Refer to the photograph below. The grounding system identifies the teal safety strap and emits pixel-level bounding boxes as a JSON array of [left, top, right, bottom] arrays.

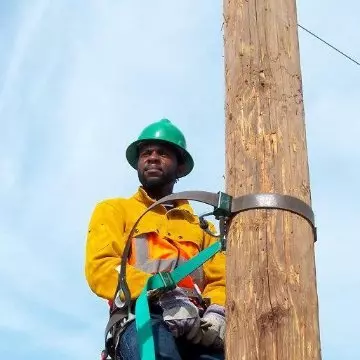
[[135, 240, 222, 360]]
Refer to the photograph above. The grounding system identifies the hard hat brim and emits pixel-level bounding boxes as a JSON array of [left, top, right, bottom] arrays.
[[126, 139, 194, 178]]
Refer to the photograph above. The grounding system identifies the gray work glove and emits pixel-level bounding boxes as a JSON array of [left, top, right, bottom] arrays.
[[158, 287, 201, 341], [198, 304, 225, 349]]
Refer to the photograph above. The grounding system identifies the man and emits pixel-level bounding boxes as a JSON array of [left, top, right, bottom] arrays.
[[85, 118, 226, 360]]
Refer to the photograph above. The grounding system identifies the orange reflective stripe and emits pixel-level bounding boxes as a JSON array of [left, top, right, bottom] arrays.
[[178, 242, 199, 260], [150, 233, 177, 260], [178, 275, 194, 289]]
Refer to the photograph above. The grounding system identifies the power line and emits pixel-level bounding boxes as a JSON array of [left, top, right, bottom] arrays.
[[298, 24, 360, 67]]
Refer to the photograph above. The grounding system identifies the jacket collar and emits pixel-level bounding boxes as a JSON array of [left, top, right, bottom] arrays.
[[132, 186, 195, 214]]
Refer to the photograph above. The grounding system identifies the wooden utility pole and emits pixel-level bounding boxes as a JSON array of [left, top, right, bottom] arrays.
[[223, 1, 321, 359]]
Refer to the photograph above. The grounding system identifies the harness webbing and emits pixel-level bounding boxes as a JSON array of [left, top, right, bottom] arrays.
[[135, 241, 222, 360]]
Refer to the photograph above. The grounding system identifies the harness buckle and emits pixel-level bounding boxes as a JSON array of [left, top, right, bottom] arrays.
[[120, 311, 135, 327], [199, 192, 232, 251], [158, 271, 176, 291]]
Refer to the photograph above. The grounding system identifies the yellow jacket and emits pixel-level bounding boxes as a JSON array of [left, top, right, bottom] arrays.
[[85, 187, 226, 306]]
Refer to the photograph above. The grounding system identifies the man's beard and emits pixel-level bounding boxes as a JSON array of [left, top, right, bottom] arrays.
[[138, 170, 177, 189]]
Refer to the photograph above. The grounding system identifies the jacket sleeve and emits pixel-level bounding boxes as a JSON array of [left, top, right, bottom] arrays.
[[85, 200, 150, 301], [201, 222, 226, 307]]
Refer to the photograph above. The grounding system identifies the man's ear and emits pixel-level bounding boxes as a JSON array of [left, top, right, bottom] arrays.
[[176, 163, 186, 178]]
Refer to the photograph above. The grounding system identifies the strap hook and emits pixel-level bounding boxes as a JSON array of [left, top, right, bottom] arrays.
[[199, 191, 233, 250]]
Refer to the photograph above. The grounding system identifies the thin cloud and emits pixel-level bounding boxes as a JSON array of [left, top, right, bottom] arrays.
[[0, 0, 50, 114], [1, 1, 359, 360]]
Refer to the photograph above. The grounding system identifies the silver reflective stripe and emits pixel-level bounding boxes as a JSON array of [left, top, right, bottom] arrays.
[[139, 259, 177, 273], [133, 235, 149, 265]]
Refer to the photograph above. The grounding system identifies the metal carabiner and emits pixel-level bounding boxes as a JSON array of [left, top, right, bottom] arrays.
[[199, 211, 229, 251], [199, 212, 220, 237]]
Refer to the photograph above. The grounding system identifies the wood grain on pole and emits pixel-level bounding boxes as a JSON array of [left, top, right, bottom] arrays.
[[223, 0, 321, 359]]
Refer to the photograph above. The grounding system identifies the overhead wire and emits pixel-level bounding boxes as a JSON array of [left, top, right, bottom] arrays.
[[298, 24, 360, 67]]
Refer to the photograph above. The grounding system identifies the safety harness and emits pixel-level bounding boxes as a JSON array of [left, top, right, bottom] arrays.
[[101, 190, 317, 360]]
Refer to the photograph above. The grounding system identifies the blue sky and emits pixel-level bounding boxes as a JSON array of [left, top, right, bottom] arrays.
[[0, 1, 359, 359]]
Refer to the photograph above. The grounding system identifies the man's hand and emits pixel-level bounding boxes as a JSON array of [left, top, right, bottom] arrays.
[[158, 287, 201, 340], [197, 304, 225, 349]]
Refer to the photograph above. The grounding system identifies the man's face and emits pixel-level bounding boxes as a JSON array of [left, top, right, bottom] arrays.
[[137, 142, 180, 188]]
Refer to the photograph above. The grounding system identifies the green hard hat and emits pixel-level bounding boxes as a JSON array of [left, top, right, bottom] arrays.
[[126, 118, 194, 177]]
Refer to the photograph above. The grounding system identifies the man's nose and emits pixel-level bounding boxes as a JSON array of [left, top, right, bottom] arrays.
[[148, 150, 160, 162]]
